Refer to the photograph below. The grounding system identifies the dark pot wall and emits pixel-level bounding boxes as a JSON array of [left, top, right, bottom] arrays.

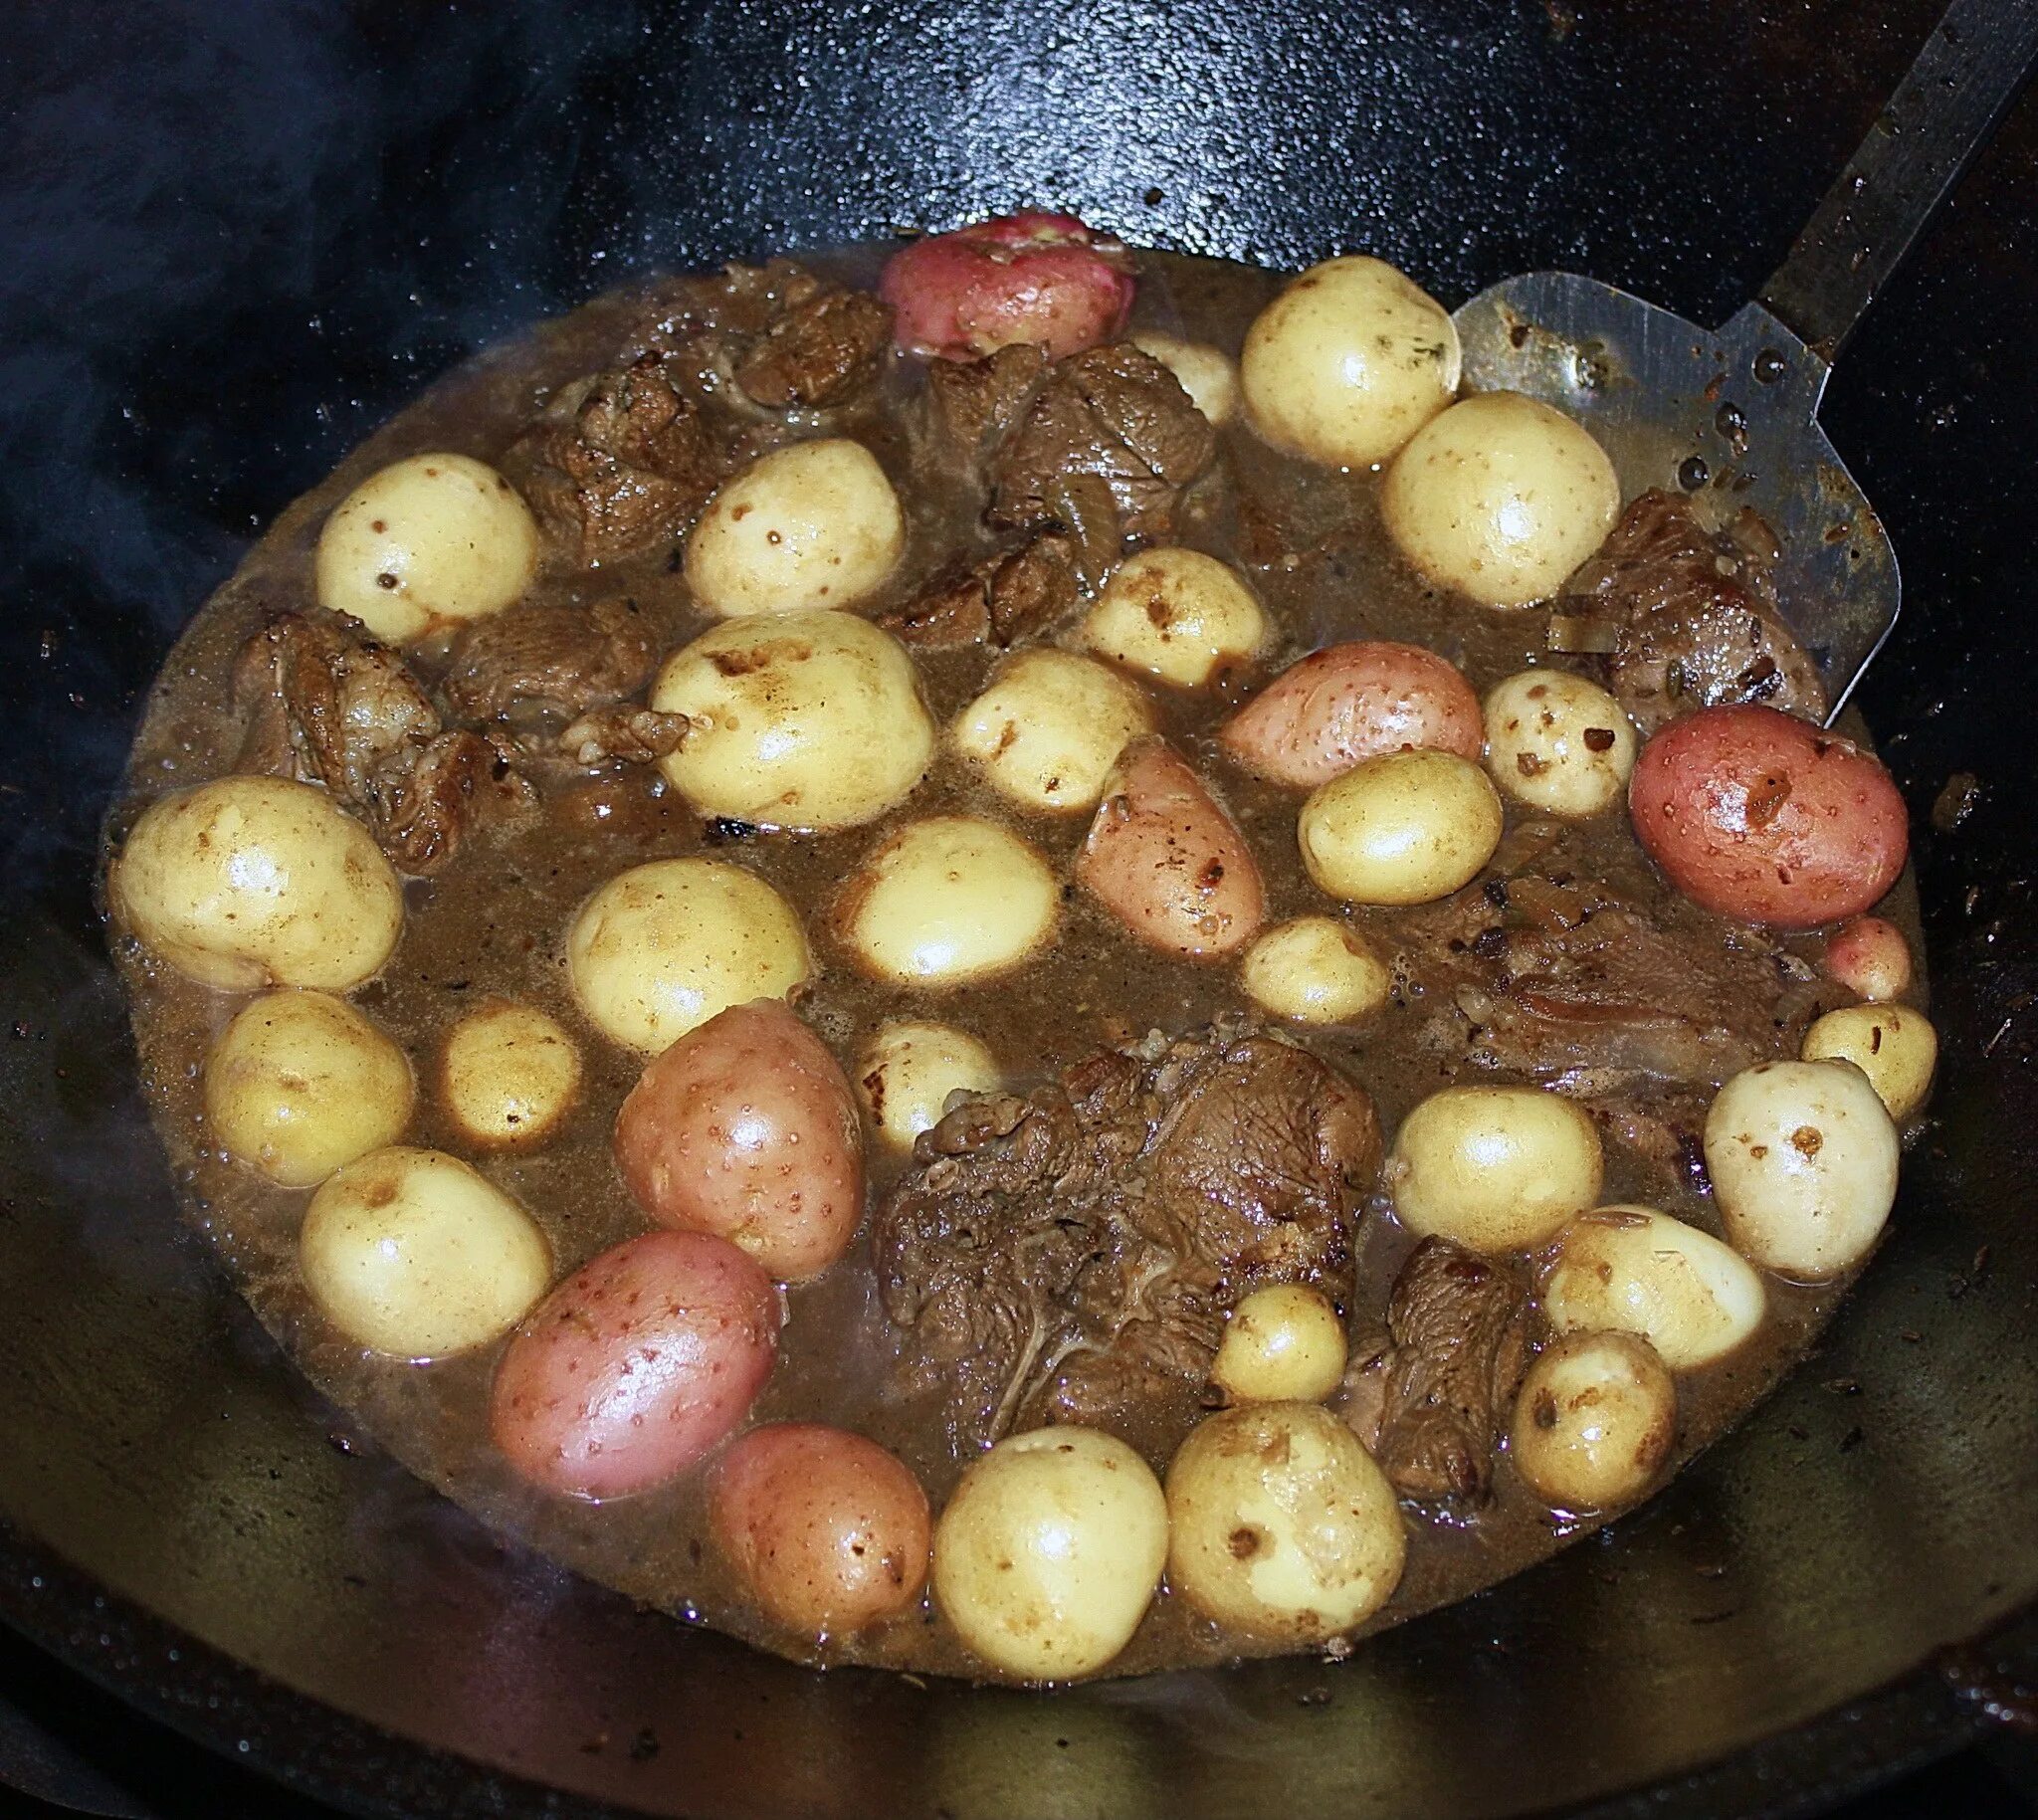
[[2, 3, 2036, 1814]]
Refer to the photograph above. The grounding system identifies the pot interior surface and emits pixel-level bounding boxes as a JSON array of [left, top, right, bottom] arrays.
[[2, 2, 2036, 1815]]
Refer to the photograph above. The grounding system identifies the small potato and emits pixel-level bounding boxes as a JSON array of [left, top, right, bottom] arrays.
[[614, 1000, 863, 1282], [652, 610, 934, 832], [203, 990, 413, 1188], [1542, 1206, 1767, 1369], [314, 453, 539, 642], [1629, 705, 1909, 929], [1165, 1402, 1405, 1641], [685, 440, 906, 618], [839, 817, 1058, 986], [1221, 640, 1483, 789], [1298, 749, 1502, 907], [857, 1020, 1001, 1150], [1512, 1331, 1677, 1514], [440, 1000, 581, 1148], [566, 859, 811, 1055], [932, 1426, 1167, 1681], [880, 212, 1135, 361], [1822, 915, 1914, 1002], [1382, 392, 1620, 607], [1240, 256, 1460, 468], [1240, 916, 1389, 1025], [300, 1146, 551, 1359], [1085, 548, 1267, 689], [1705, 1060, 1900, 1279], [1801, 1004, 1936, 1121], [710, 1423, 931, 1636], [1076, 737, 1266, 959], [1210, 1286, 1348, 1404], [111, 776, 403, 992], [491, 1229, 780, 1500], [950, 649, 1155, 813], [1130, 331, 1239, 425], [1388, 1086, 1604, 1253], [1484, 669, 1636, 817]]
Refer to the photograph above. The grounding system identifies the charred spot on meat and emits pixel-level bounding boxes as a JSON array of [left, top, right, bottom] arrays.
[[872, 1020, 1380, 1458]]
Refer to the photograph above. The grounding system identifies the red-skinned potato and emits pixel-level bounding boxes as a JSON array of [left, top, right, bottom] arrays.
[[1076, 736, 1265, 958], [1221, 641, 1483, 789], [614, 1001, 863, 1283], [1629, 705, 1908, 929], [1822, 914, 1914, 1001], [491, 1230, 779, 1501], [879, 212, 1135, 361], [710, 1423, 931, 1636]]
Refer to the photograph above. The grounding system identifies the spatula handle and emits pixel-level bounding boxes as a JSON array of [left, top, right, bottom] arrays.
[[1758, 0, 2038, 362]]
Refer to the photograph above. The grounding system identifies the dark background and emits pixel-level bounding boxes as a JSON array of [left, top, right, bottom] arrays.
[[4, 0, 2037, 1815]]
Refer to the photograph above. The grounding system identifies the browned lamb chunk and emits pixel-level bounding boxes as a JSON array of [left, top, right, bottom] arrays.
[[733, 285, 894, 409], [1563, 489, 1828, 734], [875, 530, 1084, 652], [921, 342, 1049, 467], [872, 1021, 1379, 1458], [442, 597, 661, 722]]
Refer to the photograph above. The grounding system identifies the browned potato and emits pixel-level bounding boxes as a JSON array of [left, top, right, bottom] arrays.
[[1075, 737, 1265, 959], [710, 1423, 931, 1636]]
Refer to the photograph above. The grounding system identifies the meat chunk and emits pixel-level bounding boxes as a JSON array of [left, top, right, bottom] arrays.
[[442, 597, 660, 722], [1351, 1239, 1533, 1504], [1563, 490, 1828, 735], [988, 343, 1216, 540], [872, 1021, 1379, 1457], [921, 342, 1048, 467], [874, 530, 1084, 652], [233, 612, 523, 874], [733, 285, 893, 409], [511, 357, 720, 562], [555, 706, 689, 767]]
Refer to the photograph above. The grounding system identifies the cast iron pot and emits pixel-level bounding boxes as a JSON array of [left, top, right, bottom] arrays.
[[3, 1, 2035, 1813]]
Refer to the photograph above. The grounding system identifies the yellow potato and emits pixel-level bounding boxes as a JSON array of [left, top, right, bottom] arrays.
[[685, 439, 906, 618], [111, 776, 403, 992], [950, 649, 1155, 813], [933, 1427, 1167, 1680], [1298, 749, 1502, 906], [440, 1000, 583, 1147], [1165, 1402, 1405, 1640], [839, 818, 1057, 986], [1704, 1060, 1899, 1279], [856, 1020, 1001, 1149], [1239, 916, 1389, 1025], [1086, 548, 1267, 689], [1130, 331, 1240, 426], [652, 610, 934, 831], [1512, 1331, 1677, 1514], [1241, 256, 1460, 468], [1388, 1085, 1604, 1253], [1483, 669, 1636, 817], [1542, 1206, 1767, 1369], [1801, 1004, 1937, 1121], [566, 859, 811, 1054], [300, 1146, 551, 1358], [1210, 1286, 1348, 1404], [203, 990, 413, 1188], [1382, 392, 1620, 606], [314, 453, 539, 642]]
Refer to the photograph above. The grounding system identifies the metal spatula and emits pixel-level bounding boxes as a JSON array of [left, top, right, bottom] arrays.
[[1453, 0, 2038, 722]]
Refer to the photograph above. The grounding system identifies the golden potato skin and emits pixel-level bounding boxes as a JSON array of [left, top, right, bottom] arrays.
[[932, 1426, 1167, 1681], [1210, 1286, 1348, 1404], [1512, 1331, 1677, 1515], [1085, 548, 1267, 689], [300, 1146, 551, 1359], [440, 1000, 582, 1148], [685, 439, 906, 618], [1165, 1402, 1405, 1640], [856, 1020, 1000, 1149], [839, 817, 1058, 986], [204, 989, 414, 1187], [950, 649, 1155, 813], [1801, 1003, 1937, 1121], [652, 610, 934, 832], [1241, 256, 1460, 468], [1382, 392, 1620, 606], [1542, 1206, 1766, 1369], [566, 859, 812, 1055], [1298, 749, 1502, 907], [1239, 916, 1389, 1025], [112, 776, 403, 992], [314, 453, 539, 642], [1388, 1085, 1604, 1253], [1076, 737, 1265, 959], [1483, 669, 1636, 818]]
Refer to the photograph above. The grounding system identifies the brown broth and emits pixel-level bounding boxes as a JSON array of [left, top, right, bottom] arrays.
[[106, 245, 1923, 1680]]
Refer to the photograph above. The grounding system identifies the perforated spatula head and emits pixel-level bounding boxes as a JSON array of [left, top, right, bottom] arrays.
[[1449, 0, 2038, 724]]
